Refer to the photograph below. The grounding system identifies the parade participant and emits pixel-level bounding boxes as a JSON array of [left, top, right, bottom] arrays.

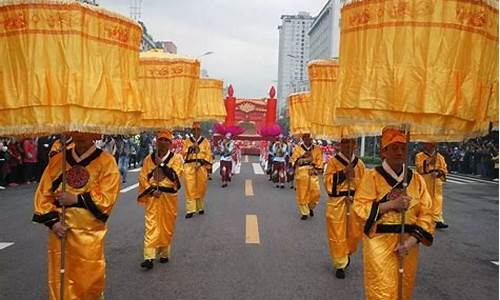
[[290, 133, 323, 220], [32, 131, 120, 299], [323, 138, 366, 279], [415, 142, 448, 229], [353, 127, 434, 300], [182, 122, 213, 218], [286, 137, 295, 189], [220, 133, 235, 188], [137, 131, 183, 270], [272, 134, 288, 188]]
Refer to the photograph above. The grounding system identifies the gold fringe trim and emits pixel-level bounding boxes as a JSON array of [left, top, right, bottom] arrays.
[[0, 124, 142, 138]]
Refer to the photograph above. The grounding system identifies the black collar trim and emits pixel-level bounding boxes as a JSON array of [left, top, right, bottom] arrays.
[[375, 165, 413, 188]]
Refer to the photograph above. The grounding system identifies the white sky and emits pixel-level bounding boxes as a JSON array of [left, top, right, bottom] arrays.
[[99, 0, 327, 98]]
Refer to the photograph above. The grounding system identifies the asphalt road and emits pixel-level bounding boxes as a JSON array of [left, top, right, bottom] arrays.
[[0, 157, 498, 299]]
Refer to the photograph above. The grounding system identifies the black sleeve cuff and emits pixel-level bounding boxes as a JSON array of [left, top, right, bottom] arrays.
[[79, 193, 109, 223], [161, 166, 181, 190], [364, 201, 380, 236], [32, 211, 60, 229], [410, 225, 433, 246]]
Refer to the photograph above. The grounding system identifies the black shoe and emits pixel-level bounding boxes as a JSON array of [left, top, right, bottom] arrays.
[[141, 259, 154, 270], [185, 213, 194, 219], [222, 183, 227, 188], [280, 185, 284, 189], [335, 268, 345, 279], [275, 184, 279, 188], [159, 257, 169, 263], [300, 215, 308, 220], [208, 177, 212, 181], [346, 256, 351, 269], [290, 185, 294, 189], [309, 209, 314, 217], [436, 222, 449, 229], [198, 210, 205, 215]]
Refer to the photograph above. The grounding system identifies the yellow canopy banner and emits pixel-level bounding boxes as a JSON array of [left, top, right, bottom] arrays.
[[0, 0, 143, 136], [139, 50, 200, 130], [336, 0, 498, 139], [194, 78, 226, 122], [288, 92, 313, 135]]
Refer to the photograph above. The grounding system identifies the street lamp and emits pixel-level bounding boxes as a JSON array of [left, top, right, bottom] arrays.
[[197, 51, 214, 58]]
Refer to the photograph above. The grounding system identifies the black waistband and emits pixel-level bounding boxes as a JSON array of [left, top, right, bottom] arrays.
[[328, 190, 356, 198]]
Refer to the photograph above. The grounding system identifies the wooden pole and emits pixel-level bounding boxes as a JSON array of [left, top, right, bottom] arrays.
[[59, 134, 67, 300], [398, 124, 411, 300]]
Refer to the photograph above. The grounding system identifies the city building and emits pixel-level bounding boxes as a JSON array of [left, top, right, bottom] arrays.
[[139, 21, 157, 51], [277, 12, 314, 117], [156, 41, 178, 54], [308, 0, 343, 61]]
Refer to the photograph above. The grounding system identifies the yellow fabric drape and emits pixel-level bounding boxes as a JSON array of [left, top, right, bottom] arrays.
[[415, 151, 448, 223], [139, 50, 200, 130], [353, 168, 434, 300], [337, 0, 498, 137], [138, 153, 183, 260], [288, 92, 313, 135], [33, 149, 120, 300], [194, 78, 226, 122], [308, 59, 490, 142], [181, 137, 213, 213], [290, 144, 323, 215], [0, 1, 143, 136], [324, 155, 366, 269]]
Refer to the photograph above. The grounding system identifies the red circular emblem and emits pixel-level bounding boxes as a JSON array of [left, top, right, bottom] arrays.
[[66, 165, 90, 189]]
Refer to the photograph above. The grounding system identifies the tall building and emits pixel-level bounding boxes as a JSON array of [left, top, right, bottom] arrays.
[[277, 12, 314, 117], [308, 0, 343, 61], [156, 41, 178, 54], [139, 21, 157, 51]]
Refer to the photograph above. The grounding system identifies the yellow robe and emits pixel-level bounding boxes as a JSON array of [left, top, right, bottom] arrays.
[[415, 151, 448, 223], [323, 154, 366, 269], [33, 146, 120, 300], [181, 136, 213, 214], [290, 144, 323, 216], [353, 165, 434, 300], [138, 152, 183, 260]]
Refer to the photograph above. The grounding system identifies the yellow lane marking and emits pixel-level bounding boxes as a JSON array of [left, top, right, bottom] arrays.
[[245, 214, 260, 244], [245, 179, 254, 197]]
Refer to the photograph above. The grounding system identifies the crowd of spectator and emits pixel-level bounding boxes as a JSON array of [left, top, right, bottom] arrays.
[[438, 136, 498, 179]]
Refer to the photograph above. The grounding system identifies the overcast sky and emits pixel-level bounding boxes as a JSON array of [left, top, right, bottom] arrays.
[[99, 0, 326, 98]]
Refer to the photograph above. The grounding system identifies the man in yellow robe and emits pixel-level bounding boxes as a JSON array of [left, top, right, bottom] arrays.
[[323, 138, 366, 279], [290, 133, 323, 220], [353, 127, 434, 300], [138, 131, 183, 270], [32, 132, 120, 300], [415, 142, 448, 229], [182, 122, 213, 218]]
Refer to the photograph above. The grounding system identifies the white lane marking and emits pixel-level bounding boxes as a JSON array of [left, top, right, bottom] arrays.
[[0, 242, 14, 250], [233, 162, 241, 174], [212, 161, 220, 174], [128, 168, 141, 173], [449, 174, 498, 184], [491, 261, 499, 266], [120, 183, 139, 193], [252, 163, 265, 175], [244, 155, 249, 163], [446, 179, 466, 185]]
